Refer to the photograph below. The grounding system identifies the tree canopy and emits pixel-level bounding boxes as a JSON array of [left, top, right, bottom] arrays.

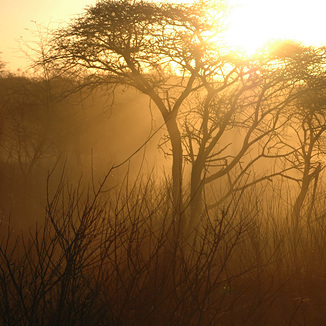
[[49, 0, 326, 231]]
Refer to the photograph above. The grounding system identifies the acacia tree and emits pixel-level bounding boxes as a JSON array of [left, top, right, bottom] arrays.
[[271, 46, 326, 228], [0, 26, 67, 179], [48, 0, 292, 227], [51, 0, 234, 218], [289, 90, 326, 228], [180, 64, 295, 221], [0, 55, 6, 142], [245, 44, 326, 230], [0, 57, 5, 75], [50, 0, 326, 232], [173, 57, 296, 226], [173, 42, 326, 229], [0, 25, 90, 210]]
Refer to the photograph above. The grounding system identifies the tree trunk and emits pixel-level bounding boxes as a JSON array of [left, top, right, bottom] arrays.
[[292, 177, 310, 231], [189, 161, 204, 231], [292, 164, 321, 230], [165, 117, 183, 216]]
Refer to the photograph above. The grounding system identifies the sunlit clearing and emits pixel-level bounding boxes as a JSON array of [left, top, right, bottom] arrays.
[[224, 0, 326, 56]]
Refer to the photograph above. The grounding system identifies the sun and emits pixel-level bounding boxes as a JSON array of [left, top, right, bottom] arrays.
[[224, 0, 326, 56]]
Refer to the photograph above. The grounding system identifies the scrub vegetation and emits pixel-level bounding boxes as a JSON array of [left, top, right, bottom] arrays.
[[1, 0, 326, 324]]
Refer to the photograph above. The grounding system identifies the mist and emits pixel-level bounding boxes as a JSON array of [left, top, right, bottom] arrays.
[[2, 1, 326, 325], [0, 77, 167, 228]]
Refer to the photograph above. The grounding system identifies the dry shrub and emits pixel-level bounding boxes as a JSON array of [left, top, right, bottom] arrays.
[[1, 171, 326, 325]]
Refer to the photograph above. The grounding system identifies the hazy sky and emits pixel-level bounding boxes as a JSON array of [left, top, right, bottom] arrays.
[[1, 0, 96, 71], [1, 0, 326, 71], [227, 0, 326, 55]]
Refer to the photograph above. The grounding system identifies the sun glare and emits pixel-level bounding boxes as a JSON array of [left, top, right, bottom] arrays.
[[224, 0, 326, 56]]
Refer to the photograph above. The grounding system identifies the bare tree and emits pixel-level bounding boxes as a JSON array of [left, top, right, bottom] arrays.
[[290, 93, 326, 225], [48, 0, 326, 234], [50, 0, 232, 219], [180, 64, 295, 224], [276, 72, 326, 228], [0, 55, 5, 75], [189, 43, 326, 229], [0, 23, 88, 179]]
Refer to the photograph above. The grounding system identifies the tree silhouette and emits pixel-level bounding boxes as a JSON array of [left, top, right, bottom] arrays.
[[50, 1, 326, 233], [255, 43, 326, 228], [0, 57, 5, 75], [51, 0, 231, 222], [181, 61, 295, 222]]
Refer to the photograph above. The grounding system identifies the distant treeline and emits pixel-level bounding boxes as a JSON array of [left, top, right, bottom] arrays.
[[0, 73, 163, 225]]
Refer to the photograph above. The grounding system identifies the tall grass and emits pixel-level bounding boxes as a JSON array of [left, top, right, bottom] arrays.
[[1, 171, 326, 325]]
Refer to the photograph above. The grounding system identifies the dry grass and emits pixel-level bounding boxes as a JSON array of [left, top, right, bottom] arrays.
[[1, 172, 326, 325]]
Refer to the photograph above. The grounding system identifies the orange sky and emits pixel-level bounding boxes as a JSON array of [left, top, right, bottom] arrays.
[[1, 0, 326, 72], [226, 0, 326, 55], [0, 0, 96, 72]]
